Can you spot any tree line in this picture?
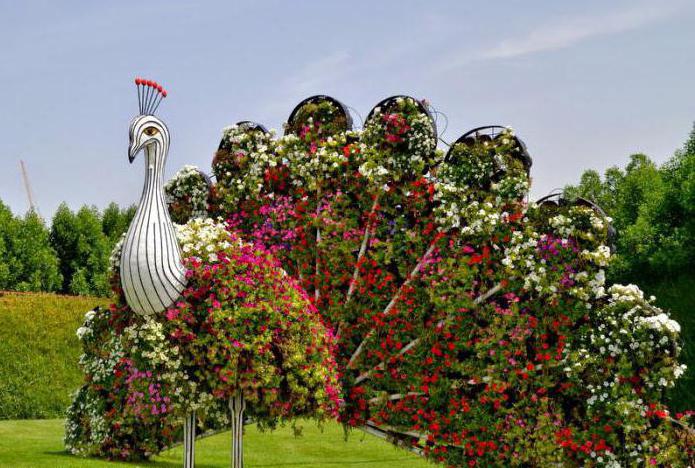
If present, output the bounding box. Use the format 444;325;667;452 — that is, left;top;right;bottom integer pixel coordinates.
564;124;695;285
0;202;134;296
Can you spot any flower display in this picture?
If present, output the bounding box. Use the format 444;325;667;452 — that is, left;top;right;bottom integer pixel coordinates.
201;96;692;466
165;219;340;427
359;96;439;182
65;306;185;460
68;95;693;466
213;125;278;211
164;165;211;224
66;219;339;460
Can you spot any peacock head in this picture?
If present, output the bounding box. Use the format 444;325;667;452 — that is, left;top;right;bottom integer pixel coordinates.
128;114;169;163
128;77;169;163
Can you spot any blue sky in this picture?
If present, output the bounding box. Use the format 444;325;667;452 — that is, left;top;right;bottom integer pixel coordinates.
1;0;694;218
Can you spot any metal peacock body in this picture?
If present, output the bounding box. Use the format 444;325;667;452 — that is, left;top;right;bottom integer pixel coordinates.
121;80;186;316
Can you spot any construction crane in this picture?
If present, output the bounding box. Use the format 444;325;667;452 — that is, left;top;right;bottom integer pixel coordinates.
19;160;39;215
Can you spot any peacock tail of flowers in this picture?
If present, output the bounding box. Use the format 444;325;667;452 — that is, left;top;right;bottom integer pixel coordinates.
198;95;692;466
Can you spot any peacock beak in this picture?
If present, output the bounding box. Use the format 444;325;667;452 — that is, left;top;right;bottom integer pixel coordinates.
128;118;142;163
128;139;142;163
128;146;137;163
128;145;141;164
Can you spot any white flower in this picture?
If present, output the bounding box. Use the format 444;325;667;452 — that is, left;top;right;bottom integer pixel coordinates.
639;313;681;334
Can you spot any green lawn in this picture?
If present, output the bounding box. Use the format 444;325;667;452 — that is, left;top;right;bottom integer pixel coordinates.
0;419;431;467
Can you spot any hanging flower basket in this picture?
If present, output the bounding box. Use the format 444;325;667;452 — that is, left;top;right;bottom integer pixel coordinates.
285;95;353;137
218;121;269;150
536;191;616;248
164;165;212;224
445;125;532;175
365;95;437;139
361;95;439;180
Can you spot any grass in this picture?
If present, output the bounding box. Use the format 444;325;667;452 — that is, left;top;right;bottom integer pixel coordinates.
640;274;695;413
0;419;431;467
0;291;110;419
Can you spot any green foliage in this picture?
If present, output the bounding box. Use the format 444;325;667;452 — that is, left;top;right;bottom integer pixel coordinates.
100;202;135;244
0;206;62;292
564;125;695;281
0;292;109;419
0;201;17;290
640;275;695;413
50;204;113;297
0;199;131;297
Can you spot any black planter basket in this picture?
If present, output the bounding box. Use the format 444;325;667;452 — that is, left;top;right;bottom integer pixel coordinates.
445;125;532;175
197;168;213;188
218;121;269;150
536;192;616;249
285;95;353;135
364;95;438;142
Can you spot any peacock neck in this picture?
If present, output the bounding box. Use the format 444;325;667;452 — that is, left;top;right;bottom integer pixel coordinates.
140;142;168;209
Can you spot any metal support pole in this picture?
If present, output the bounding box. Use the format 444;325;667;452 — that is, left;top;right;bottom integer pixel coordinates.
183;411;196;468
229;393;246;468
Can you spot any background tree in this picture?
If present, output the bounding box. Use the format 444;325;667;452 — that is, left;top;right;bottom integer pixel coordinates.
0;201;16;289
50;204;112;296
50;203;79;293
564;132;695;281
1;200;134;296
101;202;135;245
7;210;62;292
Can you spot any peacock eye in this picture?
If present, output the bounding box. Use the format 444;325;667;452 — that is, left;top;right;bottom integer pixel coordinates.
144;126;159;136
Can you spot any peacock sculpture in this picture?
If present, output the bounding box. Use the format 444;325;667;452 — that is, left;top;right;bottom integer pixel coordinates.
66;85;693;467
121;91;187;316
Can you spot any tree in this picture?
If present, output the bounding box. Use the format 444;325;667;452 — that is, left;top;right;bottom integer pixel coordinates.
50;203;79;293
50;204;111;296
563;169;612;211
9;210;62;292
101;202;135;245
71;206;110;296
565;129;695;282
0;200;18;289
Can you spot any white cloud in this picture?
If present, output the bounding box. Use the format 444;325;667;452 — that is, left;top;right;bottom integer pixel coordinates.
481;2;682;60
434;2;685;73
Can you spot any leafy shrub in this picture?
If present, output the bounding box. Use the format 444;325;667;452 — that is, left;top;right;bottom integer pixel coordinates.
0;292;109;419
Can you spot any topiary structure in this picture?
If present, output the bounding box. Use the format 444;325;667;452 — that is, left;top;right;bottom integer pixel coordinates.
67;91;693;467
166;95;693;466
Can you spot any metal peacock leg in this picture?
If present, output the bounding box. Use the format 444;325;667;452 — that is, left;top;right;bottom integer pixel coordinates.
183;411;196;468
229;393;246;468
